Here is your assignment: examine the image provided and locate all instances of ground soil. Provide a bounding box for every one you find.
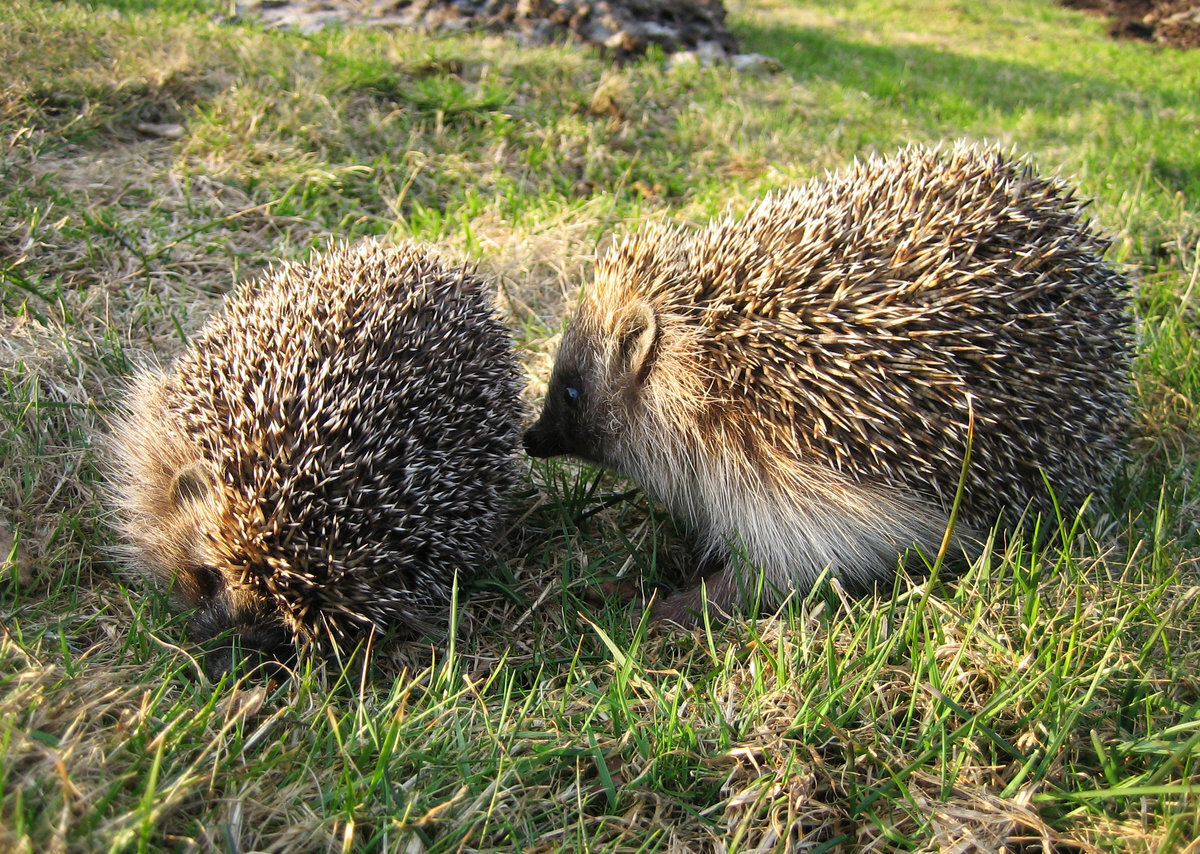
[1060,0,1200,48]
[237,0,1200,53]
[237,0,738,59]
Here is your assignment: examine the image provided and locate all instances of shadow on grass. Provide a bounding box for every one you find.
[737,19,1192,118]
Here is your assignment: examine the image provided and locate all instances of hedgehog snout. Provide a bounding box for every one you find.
[523,417,562,458]
[202,624,296,683]
[524,377,596,460]
[188,597,295,682]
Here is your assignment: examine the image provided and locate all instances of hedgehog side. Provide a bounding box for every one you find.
[527,143,1133,624]
[110,240,524,674]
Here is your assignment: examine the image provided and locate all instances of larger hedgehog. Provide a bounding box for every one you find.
[524,143,1133,623]
[109,240,523,675]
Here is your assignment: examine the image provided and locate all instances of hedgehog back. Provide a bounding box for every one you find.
[123,241,522,644]
[594,144,1133,528]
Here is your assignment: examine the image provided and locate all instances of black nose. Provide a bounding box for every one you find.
[526,420,572,458]
[523,424,548,457]
[201,624,296,683]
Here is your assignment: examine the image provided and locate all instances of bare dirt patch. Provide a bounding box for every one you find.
[1061,0,1200,48]
[237,0,739,60]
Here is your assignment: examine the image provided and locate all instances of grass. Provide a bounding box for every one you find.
[2,0,1199,849]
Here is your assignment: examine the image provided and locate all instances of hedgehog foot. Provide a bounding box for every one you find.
[650,565,741,626]
[582,578,643,607]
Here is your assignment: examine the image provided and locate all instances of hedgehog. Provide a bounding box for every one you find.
[524,142,1133,624]
[108,240,523,676]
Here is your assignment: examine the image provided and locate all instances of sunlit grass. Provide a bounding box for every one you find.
[2,0,1198,849]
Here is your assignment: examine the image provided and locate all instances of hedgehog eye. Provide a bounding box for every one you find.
[191,565,225,601]
[563,383,581,407]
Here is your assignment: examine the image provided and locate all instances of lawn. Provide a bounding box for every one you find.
[2,0,1199,850]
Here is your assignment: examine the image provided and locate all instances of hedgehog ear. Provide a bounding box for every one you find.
[616,301,659,380]
[170,462,213,508]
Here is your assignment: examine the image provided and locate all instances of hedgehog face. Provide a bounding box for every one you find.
[159,462,295,680]
[523,328,603,463]
[177,564,293,682]
[525,300,659,471]
[184,575,294,682]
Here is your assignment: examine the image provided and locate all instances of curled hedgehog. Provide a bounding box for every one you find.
[108,240,523,675]
[525,142,1134,624]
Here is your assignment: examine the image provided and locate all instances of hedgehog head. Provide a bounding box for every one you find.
[525,226,709,474]
[524,297,659,467]
[158,462,298,678]
[108,372,294,679]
